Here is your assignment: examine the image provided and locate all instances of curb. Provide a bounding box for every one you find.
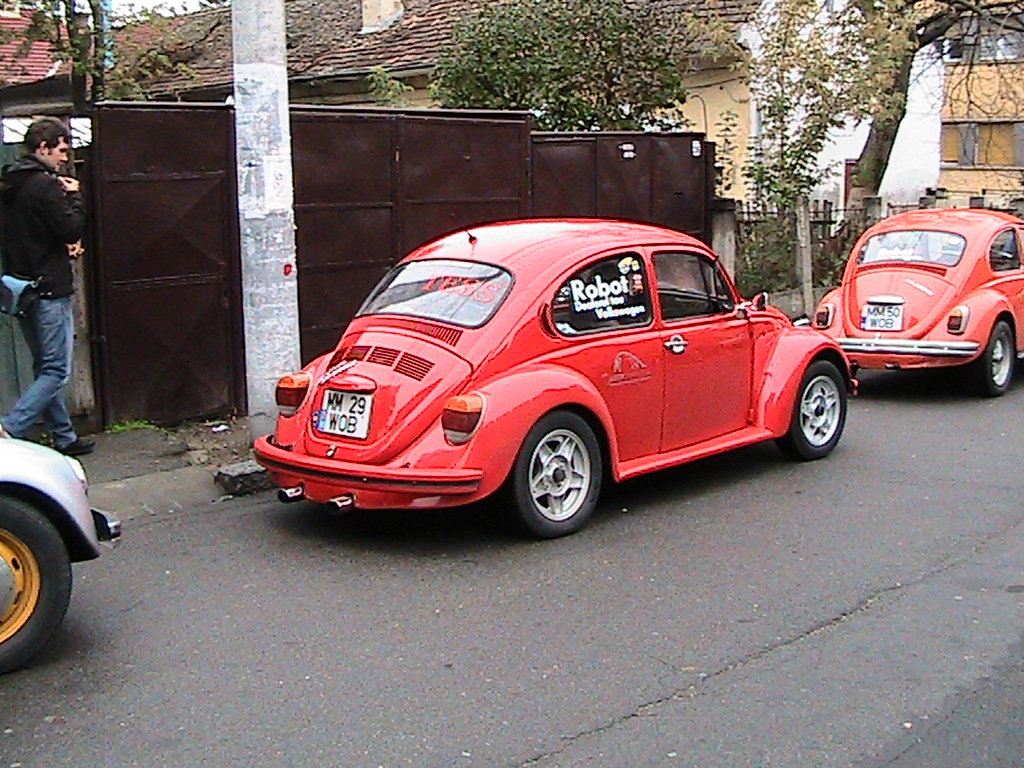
[89,464,268,523]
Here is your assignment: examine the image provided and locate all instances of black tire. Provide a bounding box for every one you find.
[508,411,602,538]
[0,496,72,675]
[776,360,847,461]
[969,320,1015,397]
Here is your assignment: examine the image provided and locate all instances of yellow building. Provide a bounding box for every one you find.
[939,18,1024,208]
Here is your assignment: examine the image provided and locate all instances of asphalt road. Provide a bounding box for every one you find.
[3,368,1024,768]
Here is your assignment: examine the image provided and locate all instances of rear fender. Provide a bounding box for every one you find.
[754,332,851,435]
[456,366,619,495]
[958,290,1016,353]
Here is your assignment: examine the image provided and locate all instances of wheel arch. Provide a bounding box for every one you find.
[0,483,95,562]
[548,403,613,484]
[755,333,851,436]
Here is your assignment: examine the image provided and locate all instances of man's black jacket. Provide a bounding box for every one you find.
[0,155,85,298]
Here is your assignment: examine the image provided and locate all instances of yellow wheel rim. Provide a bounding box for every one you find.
[0,528,42,645]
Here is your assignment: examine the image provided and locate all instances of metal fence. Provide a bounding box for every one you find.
[734,199,884,296]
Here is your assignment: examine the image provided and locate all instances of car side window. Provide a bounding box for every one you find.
[654,251,734,321]
[990,229,1021,272]
[551,253,652,336]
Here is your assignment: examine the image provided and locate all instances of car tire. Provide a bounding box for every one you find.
[776,360,847,461]
[0,496,72,675]
[970,320,1014,397]
[508,411,602,539]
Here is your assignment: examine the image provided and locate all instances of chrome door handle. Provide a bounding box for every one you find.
[664,335,688,354]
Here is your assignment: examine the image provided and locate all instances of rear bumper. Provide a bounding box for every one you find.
[253,436,484,507]
[838,337,979,358]
[91,509,121,544]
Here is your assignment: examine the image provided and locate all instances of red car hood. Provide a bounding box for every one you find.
[841,265,957,336]
[299,330,473,464]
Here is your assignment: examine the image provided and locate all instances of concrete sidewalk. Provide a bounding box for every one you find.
[77,418,272,523]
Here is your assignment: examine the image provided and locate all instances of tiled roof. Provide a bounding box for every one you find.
[0,10,61,86]
[119,0,760,98]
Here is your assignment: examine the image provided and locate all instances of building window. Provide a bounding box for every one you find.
[941,121,1024,167]
[946,15,1024,62]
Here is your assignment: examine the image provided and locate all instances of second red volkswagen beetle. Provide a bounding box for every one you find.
[255,219,853,537]
[813,208,1024,396]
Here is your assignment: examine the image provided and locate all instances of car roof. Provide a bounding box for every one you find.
[868,208,1024,241]
[404,218,707,275]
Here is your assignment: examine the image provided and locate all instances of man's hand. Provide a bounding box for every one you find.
[57,175,79,194]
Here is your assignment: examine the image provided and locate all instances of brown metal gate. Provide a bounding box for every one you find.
[531,132,713,242]
[86,104,713,426]
[90,103,245,426]
[291,107,530,361]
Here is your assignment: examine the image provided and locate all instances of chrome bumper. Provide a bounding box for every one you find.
[837,338,979,358]
[92,509,122,544]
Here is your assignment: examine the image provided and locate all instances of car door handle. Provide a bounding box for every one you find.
[664,335,688,354]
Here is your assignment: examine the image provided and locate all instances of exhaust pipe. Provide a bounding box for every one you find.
[278,486,305,503]
[325,494,356,515]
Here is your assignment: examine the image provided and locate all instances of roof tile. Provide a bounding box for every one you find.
[117,0,758,98]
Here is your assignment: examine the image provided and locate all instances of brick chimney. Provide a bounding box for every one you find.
[361,0,404,33]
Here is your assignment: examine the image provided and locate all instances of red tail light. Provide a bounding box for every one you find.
[947,306,969,335]
[814,303,835,329]
[442,393,485,445]
[276,372,312,417]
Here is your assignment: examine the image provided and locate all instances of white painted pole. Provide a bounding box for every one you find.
[231,0,301,439]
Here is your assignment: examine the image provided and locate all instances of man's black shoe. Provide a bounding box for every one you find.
[57,437,95,456]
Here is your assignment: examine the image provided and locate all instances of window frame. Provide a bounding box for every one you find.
[550,251,654,337]
[989,228,1022,272]
[653,250,736,323]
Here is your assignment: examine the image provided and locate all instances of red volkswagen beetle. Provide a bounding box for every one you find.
[254,219,852,537]
[813,208,1024,396]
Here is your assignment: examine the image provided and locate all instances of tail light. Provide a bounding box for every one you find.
[442,393,485,445]
[947,306,969,335]
[814,303,835,329]
[275,372,312,416]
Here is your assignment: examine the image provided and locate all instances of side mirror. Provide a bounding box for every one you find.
[750,292,768,311]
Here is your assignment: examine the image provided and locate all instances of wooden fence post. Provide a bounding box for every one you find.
[795,196,814,317]
[711,198,738,279]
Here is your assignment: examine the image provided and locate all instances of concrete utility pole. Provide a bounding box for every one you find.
[231,0,301,439]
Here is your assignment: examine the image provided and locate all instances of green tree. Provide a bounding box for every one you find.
[366,66,414,107]
[849,0,1024,197]
[431,0,735,132]
[743,0,914,210]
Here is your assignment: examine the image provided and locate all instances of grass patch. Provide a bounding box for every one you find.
[105,419,160,434]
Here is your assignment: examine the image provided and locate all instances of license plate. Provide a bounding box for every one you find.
[316,390,373,439]
[861,303,904,331]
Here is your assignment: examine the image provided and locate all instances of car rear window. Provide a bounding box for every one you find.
[857,230,966,267]
[357,259,514,328]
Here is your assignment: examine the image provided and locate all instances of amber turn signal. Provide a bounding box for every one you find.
[442,393,484,445]
[276,371,312,416]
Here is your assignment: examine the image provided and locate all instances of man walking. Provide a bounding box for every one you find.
[0,117,93,455]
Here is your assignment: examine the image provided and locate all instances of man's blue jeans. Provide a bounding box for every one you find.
[2,296,79,448]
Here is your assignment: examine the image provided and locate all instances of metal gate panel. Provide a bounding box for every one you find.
[596,136,652,223]
[650,134,711,240]
[91,104,243,426]
[397,117,530,254]
[531,132,713,242]
[530,139,597,217]
[292,111,397,360]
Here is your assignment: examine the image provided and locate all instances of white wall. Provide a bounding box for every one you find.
[814,45,944,205]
